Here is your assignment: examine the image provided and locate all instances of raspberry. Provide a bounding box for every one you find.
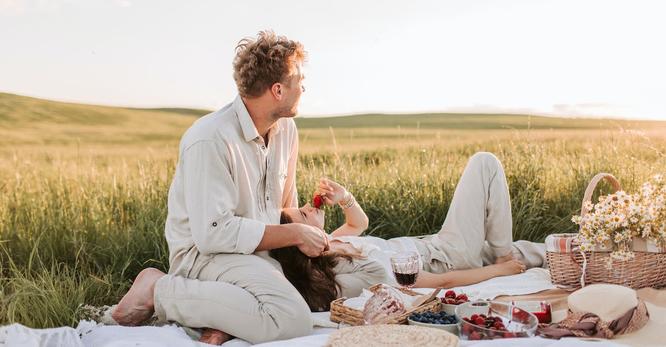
[470,314,479,321]
[444,290,456,298]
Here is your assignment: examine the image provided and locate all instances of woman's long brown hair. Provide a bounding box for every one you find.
[269,211,350,312]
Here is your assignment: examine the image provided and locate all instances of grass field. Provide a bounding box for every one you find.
[1,92,666,328]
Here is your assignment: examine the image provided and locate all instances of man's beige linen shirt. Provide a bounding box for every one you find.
[164,95,299,277]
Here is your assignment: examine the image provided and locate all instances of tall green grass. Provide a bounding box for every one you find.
[1,128,666,328]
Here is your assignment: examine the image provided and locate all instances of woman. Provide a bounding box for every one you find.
[201,152,546,344]
[271,152,546,311]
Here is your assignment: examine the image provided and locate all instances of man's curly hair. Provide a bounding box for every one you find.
[233,31,307,98]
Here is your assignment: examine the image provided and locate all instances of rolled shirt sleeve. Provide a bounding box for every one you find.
[182,140,265,255]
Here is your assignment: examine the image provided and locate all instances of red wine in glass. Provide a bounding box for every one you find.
[394,271,418,287]
[390,252,420,288]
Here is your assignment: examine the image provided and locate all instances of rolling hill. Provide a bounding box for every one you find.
[0,92,663,146]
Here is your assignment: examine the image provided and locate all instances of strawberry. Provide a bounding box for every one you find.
[462,324,473,334]
[474,317,485,326]
[444,290,456,298]
[469,331,482,340]
[455,293,468,302]
[313,195,323,209]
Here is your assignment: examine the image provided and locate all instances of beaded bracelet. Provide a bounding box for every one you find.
[339,192,356,209]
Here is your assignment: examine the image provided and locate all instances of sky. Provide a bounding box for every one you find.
[1,0,665,119]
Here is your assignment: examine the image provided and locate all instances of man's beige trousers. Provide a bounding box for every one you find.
[153,253,312,344]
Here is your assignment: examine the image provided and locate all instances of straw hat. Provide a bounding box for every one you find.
[568,284,638,321]
[326,324,459,347]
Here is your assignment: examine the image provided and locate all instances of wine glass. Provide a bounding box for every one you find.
[390,251,420,288]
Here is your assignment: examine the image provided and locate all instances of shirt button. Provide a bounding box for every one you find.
[261,145,266,150]
[212,222,217,227]
[266,196,270,201]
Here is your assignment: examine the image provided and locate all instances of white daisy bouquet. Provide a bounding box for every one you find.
[572,174,666,261]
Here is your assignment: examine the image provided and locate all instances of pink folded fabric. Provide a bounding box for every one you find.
[539,299,649,339]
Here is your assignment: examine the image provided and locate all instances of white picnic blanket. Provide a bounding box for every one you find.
[0,321,627,347]
[414,268,557,300]
[0,269,626,347]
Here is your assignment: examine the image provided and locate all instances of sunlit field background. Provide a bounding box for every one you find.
[2,92,666,328]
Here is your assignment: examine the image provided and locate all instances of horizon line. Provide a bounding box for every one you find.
[2,90,664,123]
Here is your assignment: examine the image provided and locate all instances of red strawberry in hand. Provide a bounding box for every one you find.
[313,195,323,209]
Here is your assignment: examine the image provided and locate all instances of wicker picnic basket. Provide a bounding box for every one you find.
[330,284,441,326]
[546,173,666,290]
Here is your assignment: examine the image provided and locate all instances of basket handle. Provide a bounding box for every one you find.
[574,173,621,288]
[580,173,622,218]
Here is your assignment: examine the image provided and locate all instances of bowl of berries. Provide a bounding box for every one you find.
[439,290,469,315]
[455,301,538,340]
[407,310,459,335]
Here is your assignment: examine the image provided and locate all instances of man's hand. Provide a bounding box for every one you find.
[294,223,329,257]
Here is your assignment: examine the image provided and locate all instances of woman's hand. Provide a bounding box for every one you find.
[317,178,348,206]
[495,259,526,276]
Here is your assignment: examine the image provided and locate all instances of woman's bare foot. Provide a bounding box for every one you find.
[494,253,515,264]
[112,268,166,326]
[199,328,232,345]
[493,259,526,276]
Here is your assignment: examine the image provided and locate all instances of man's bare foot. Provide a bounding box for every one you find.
[199,328,232,345]
[494,253,515,264]
[494,259,526,276]
[112,268,165,326]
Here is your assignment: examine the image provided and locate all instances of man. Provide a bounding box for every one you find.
[112,31,328,344]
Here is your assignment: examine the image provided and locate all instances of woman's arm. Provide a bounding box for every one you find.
[414,260,525,288]
[317,178,369,237]
[330,196,368,237]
